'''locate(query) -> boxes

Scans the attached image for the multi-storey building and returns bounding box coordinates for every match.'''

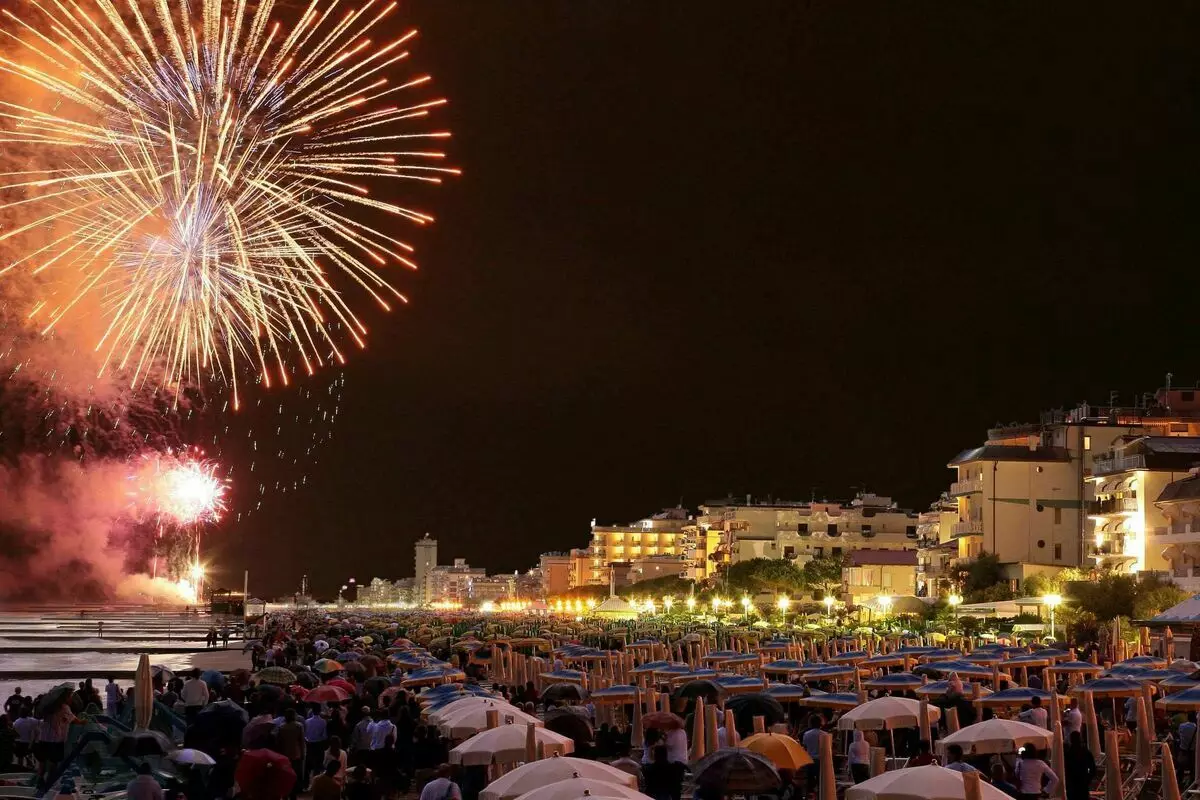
[1088,437,1200,574]
[699,493,920,569]
[844,550,919,604]
[468,575,513,603]
[566,507,716,589]
[916,495,959,598]
[428,558,486,605]
[414,534,437,605]
[1155,469,1200,592]
[539,553,573,597]
[947,385,1200,584]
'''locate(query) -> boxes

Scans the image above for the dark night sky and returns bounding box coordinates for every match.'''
[211,1,1200,599]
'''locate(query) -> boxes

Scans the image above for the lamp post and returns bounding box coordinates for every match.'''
[948,593,962,628]
[741,596,752,616]
[878,595,892,627]
[663,596,674,614]
[823,595,835,622]
[777,595,791,615]
[1044,593,1062,640]
[686,596,696,613]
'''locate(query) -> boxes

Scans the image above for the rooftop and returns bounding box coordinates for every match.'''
[1157,472,1200,504]
[1092,436,1200,476]
[948,445,1071,466]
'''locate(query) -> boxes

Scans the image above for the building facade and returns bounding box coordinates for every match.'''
[428,558,486,605]
[539,553,573,597]
[414,534,437,605]
[844,549,919,604]
[1155,470,1200,592]
[916,495,958,598]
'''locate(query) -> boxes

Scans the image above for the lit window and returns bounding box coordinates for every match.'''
[1084,435,1092,451]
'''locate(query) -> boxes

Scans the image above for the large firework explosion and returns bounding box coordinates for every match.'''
[0,0,456,405]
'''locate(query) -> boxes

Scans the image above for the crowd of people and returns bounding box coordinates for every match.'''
[0,610,1192,800]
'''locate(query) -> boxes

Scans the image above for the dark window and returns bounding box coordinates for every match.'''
[1054,543,1063,560]
[905,525,918,539]
[1037,539,1046,548]
[1054,507,1062,524]
[861,524,872,535]
[814,546,824,558]
[831,547,843,557]
[827,523,839,537]
[797,523,808,533]
[783,546,796,559]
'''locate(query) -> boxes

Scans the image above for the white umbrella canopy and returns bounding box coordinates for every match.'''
[937,719,1053,755]
[439,703,543,739]
[450,724,575,765]
[846,765,1015,800]
[511,777,649,800]
[837,697,941,731]
[431,697,517,723]
[481,757,640,800]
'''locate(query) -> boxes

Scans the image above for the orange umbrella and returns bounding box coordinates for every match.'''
[741,732,814,770]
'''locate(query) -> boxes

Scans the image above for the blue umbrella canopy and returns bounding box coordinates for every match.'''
[762,659,806,673]
[863,672,923,689]
[1049,661,1103,674]
[1068,677,1147,699]
[797,692,860,709]
[917,660,995,678]
[631,660,679,674]
[766,684,811,701]
[1157,685,1200,710]
[978,687,1059,707]
[801,665,857,682]
[828,650,870,664]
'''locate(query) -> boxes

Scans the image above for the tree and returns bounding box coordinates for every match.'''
[724,558,806,596]
[1133,577,1188,619]
[963,552,1005,599]
[1072,574,1137,621]
[618,574,696,599]
[802,556,846,599]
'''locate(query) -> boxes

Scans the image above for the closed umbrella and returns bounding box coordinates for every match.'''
[692,748,781,794]
[134,655,153,730]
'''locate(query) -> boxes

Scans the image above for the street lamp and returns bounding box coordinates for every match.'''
[878,595,893,616]
[1044,593,1062,639]
[823,595,835,620]
[686,596,696,612]
[712,597,722,614]
[663,596,674,613]
[777,595,791,613]
[948,593,962,623]
[741,596,752,615]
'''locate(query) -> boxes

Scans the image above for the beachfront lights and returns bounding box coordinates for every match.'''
[1043,593,1062,608]
[823,596,835,611]
[741,596,752,611]
[877,595,893,611]
[663,596,674,611]
[777,595,791,612]
[948,594,962,607]
[685,596,696,611]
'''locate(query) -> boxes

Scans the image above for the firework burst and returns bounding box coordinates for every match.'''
[135,448,228,525]
[0,0,456,405]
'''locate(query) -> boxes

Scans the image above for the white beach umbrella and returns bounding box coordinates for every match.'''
[481,756,639,800]
[450,723,574,765]
[846,765,1015,800]
[937,719,1053,755]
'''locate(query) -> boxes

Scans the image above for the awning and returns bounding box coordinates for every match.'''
[1184,544,1200,562]
[1162,544,1183,562]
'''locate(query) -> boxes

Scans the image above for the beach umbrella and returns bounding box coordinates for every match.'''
[201,670,226,690]
[439,702,542,738]
[169,748,217,767]
[1117,655,1167,669]
[591,685,639,704]
[254,667,297,686]
[726,693,786,735]
[765,684,810,702]
[510,777,648,800]
[1158,674,1199,693]
[937,718,1052,755]
[845,765,1015,800]
[715,676,766,695]
[193,699,249,744]
[430,696,513,722]
[1047,661,1102,676]
[801,665,858,682]
[479,756,639,800]
[829,650,871,664]
[741,733,814,770]
[113,729,173,757]
[692,748,782,794]
[236,748,297,800]
[762,659,806,675]
[863,673,923,690]
[304,685,351,704]
[242,716,278,748]
[450,723,574,765]
[1068,677,1144,699]
[150,665,175,683]
[796,692,860,709]
[543,683,589,705]
[1156,686,1200,711]
[837,697,940,731]
[976,688,1059,708]
[863,654,907,667]
[915,681,991,699]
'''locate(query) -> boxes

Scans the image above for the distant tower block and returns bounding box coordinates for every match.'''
[415,533,438,605]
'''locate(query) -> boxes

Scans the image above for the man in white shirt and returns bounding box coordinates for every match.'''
[12,709,37,768]
[419,766,462,800]
[663,726,689,764]
[181,670,209,723]
[368,713,396,750]
[1019,696,1048,729]
[105,678,121,716]
[1063,698,1083,739]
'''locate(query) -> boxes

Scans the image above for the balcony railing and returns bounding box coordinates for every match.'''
[952,520,983,536]
[1092,454,1147,474]
[1088,497,1139,515]
[950,479,983,497]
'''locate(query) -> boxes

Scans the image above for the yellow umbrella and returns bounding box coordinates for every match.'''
[741,733,814,770]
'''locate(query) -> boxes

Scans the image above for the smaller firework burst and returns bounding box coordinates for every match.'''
[138,450,229,525]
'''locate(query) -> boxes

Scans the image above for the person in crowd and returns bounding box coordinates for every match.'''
[1179,712,1197,775]
[908,740,936,767]
[345,764,374,800]
[181,670,210,724]
[126,762,163,800]
[13,708,36,768]
[309,760,342,800]
[37,702,77,788]
[643,745,685,800]
[1013,746,1059,800]
[991,764,1020,798]
[848,731,870,783]
[1063,698,1083,740]
[302,707,328,789]
[1064,732,1096,800]
[274,708,305,800]
[323,735,348,785]
[4,689,23,718]
[418,765,462,800]
[944,744,978,774]
[350,706,374,765]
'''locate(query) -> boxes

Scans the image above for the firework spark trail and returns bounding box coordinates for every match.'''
[0,0,456,405]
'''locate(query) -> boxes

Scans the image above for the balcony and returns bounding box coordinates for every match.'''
[1092,453,1147,475]
[950,479,983,497]
[1088,497,1139,515]
[952,520,983,537]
